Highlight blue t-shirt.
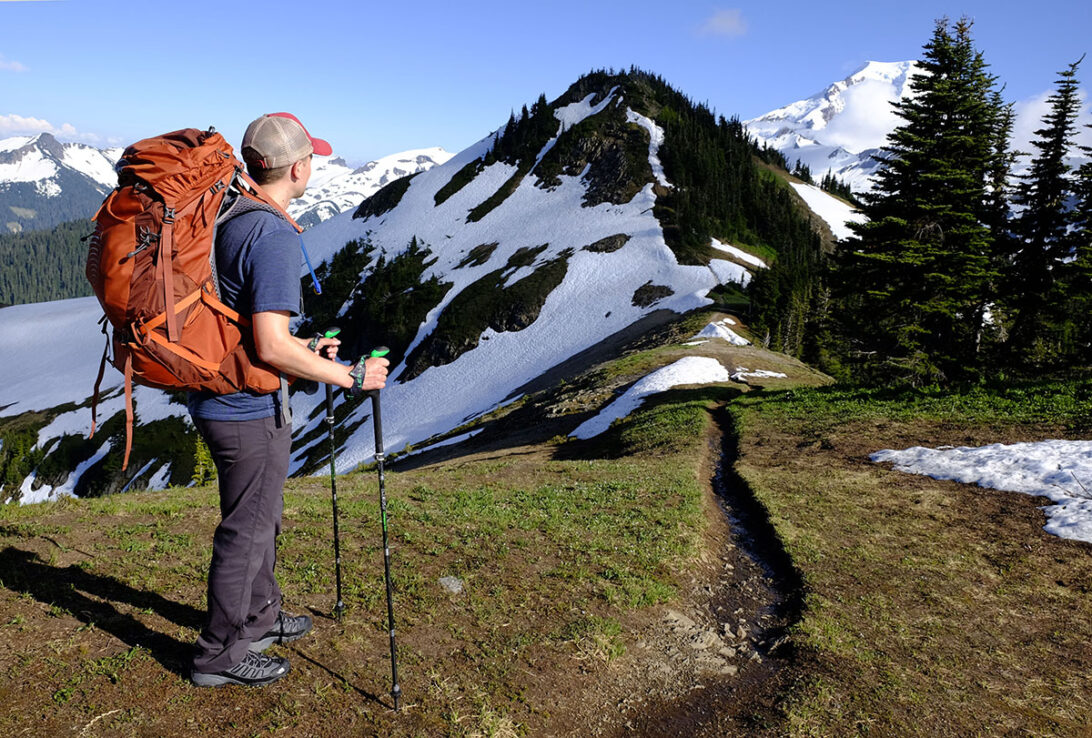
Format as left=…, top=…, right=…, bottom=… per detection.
left=187, top=208, right=302, bottom=421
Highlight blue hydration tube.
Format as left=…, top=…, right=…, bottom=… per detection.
left=299, top=235, right=322, bottom=295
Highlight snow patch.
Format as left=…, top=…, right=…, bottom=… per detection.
left=694, top=320, right=749, bottom=346
left=625, top=109, right=671, bottom=188
left=711, top=239, right=766, bottom=268
left=19, top=441, right=112, bottom=505
left=731, top=367, right=787, bottom=382
left=571, top=357, right=730, bottom=440
left=871, top=440, right=1092, bottom=543
left=789, top=183, right=865, bottom=241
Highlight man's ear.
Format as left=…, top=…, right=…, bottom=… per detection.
left=290, top=158, right=307, bottom=181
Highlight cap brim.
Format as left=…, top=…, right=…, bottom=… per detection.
left=311, top=137, right=332, bottom=156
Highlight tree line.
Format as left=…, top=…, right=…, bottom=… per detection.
left=0, top=219, right=94, bottom=306
left=778, top=18, right=1091, bottom=386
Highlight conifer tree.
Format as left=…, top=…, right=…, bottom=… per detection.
left=1066, top=124, right=1092, bottom=362
left=836, top=18, right=1005, bottom=385
left=1005, top=57, right=1085, bottom=367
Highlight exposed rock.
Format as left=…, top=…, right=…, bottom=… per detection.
left=438, top=576, right=464, bottom=594
left=583, top=233, right=631, bottom=253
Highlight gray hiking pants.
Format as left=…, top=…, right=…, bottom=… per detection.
left=191, top=414, right=291, bottom=674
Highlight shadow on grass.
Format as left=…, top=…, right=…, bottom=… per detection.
left=289, top=645, right=393, bottom=711
left=0, top=546, right=203, bottom=677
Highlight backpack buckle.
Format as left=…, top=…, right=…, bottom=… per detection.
left=163, top=206, right=176, bottom=223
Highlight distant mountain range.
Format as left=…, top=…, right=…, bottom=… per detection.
left=0, top=132, right=451, bottom=234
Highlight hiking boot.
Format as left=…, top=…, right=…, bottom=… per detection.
left=249, top=611, right=313, bottom=652
left=191, top=651, right=290, bottom=688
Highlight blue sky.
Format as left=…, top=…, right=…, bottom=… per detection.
left=1, top=0, right=1089, bottom=164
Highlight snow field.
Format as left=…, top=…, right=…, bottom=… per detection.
left=292, top=97, right=736, bottom=474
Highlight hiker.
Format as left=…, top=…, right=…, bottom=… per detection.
left=188, top=113, right=389, bottom=688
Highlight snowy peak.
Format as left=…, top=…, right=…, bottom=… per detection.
left=288, top=147, right=452, bottom=228
left=745, top=60, right=921, bottom=192
left=0, top=132, right=120, bottom=189
left=749, top=61, right=919, bottom=149
left=0, top=133, right=124, bottom=232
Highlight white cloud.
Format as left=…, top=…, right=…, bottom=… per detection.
left=698, top=9, right=747, bottom=38
left=0, top=113, right=119, bottom=146
left=0, top=53, right=28, bottom=72
left=0, top=113, right=71, bottom=136
left=1012, top=88, right=1092, bottom=163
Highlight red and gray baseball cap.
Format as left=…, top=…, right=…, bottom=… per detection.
left=241, top=112, right=333, bottom=169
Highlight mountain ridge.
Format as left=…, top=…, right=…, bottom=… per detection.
left=0, top=67, right=852, bottom=501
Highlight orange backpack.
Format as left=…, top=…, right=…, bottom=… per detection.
left=86, top=128, right=301, bottom=468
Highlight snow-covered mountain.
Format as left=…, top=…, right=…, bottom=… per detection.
left=745, top=61, right=921, bottom=193
left=0, top=133, right=122, bottom=232
left=289, top=148, right=452, bottom=227
left=0, top=69, right=857, bottom=503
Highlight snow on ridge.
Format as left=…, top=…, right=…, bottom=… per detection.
left=872, top=440, right=1092, bottom=544
left=294, top=90, right=743, bottom=474
left=0, top=135, right=35, bottom=153
left=570, top=357, right=730, bottom=440
left=626, top=109, right=671, bottom=188
left=60, top=143, right=120, bottom=188
left=694, top=320, right=749, bottom=346
left=532, top=91, right=619, bottom=170
left=789, top=183, right=865, bottom=241
left=711, top=239, right=766, bottom=268
left=0, top=147, right=58, bottom=183
left=555, top=89, right=619, bottom=131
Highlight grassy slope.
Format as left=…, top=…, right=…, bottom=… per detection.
left=0, top=362, right=719, bottom=736
left=732, top=381, right=1092, bottom=736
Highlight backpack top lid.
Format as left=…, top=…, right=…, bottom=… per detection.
left=115, top=128, right=239, bottom=204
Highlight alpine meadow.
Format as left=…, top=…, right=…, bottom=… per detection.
left=1, top=16, right=1091, bottom=737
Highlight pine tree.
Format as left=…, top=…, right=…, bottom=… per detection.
left=836, top=18, right=1005, bottom=385
left=1066, top=122, right=1092, bottom=363
left=1005, top=56, right=1085, bottom=367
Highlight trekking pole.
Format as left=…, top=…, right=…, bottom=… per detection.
left=368, top=346, right=402, bottom=711
left=315, top=328, right=346, bottom=621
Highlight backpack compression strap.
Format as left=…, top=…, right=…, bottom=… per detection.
left=158, top=189, right=227, bottom=344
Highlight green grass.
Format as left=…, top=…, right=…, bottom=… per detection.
left=744, top=377, right=1092, bottom=434
left=730, top=377, right=1092, bottom=736
left=0, top=371, right=715, bottom=735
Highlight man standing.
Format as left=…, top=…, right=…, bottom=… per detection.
left=188, top=113, right=389, bottom=687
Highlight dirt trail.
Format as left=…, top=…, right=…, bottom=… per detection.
left=539, top=407, right=803, bottom=737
